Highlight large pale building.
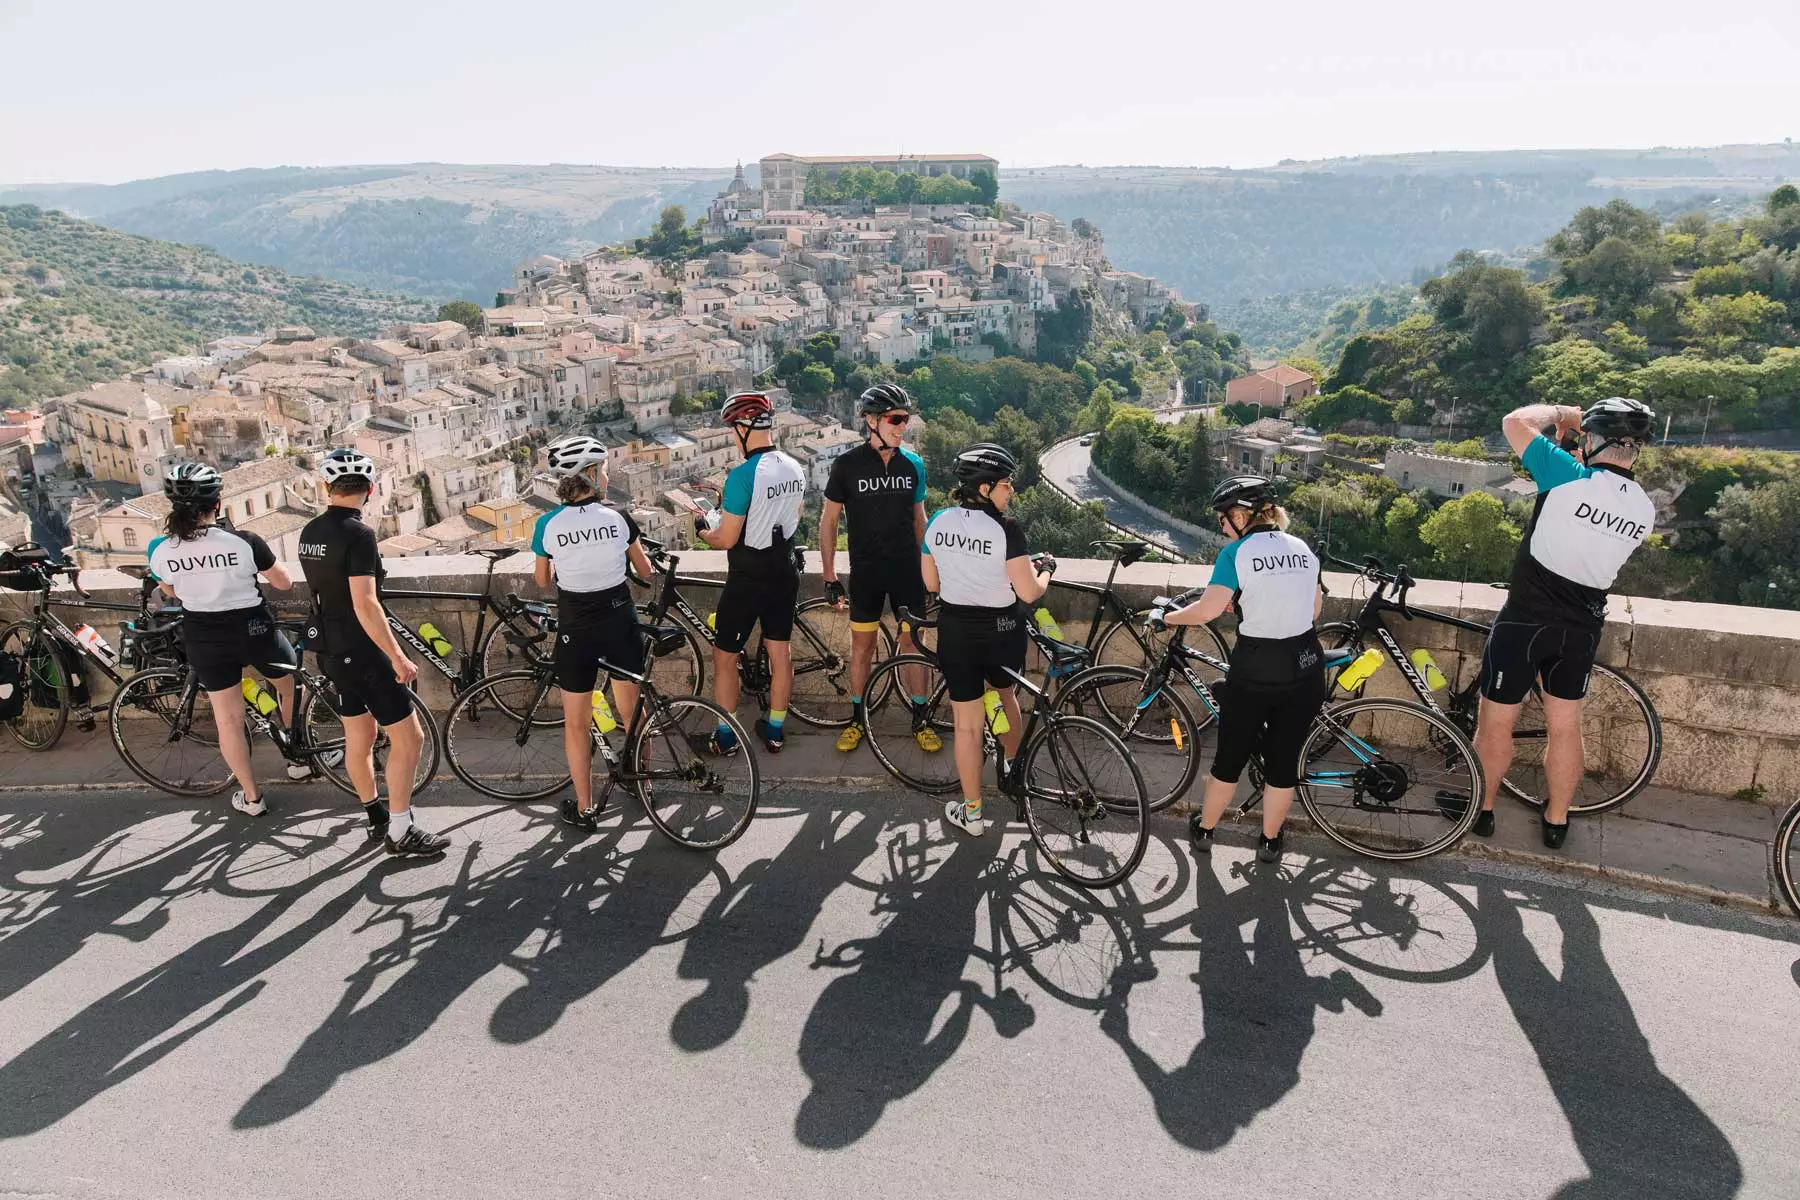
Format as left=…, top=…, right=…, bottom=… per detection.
left=759, top=153, right=999, bottom=211
left=49, top=381, right=181, bottom=492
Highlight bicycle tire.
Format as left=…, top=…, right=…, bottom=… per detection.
left=1018, top=713, right=1149, bottom=890
left=1296, top=697, right=1482, bottom=861
left=1095, top=611, right=1228, bottom=671
left=861, top=654, right=959, bottom=794
left=107, top=667, right=234, bottom=797
left=1774, top=798, right=1800, bottom=918
left=2, top=621, right=69, bottom=750
left=784, top=598, right=891, bottom=727
left=636, top=606, right=707, bottom=701
left=1499, top=663, right=1662, bottom=816
left=442, top=669, right=572, bottom=801
left=629, top=694, right=759, bottom=851
left=301, top=684, right=442, bottom=799
left=1051, top=664, right=1202, bottom=812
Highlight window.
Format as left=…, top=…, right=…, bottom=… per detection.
left=1451, top=482, right=1465, bottom=495
left=245, top=498, right=255, bottom=516
left=138, top=429, right=148, bottom=448
left=123, top=528, right=137, bottom=548
left=265, top=492, right=274, bottom=510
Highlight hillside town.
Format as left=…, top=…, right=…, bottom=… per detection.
left=4, top=152, right=1187, bottom=568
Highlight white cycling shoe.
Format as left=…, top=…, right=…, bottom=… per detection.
left=942, top=800, right=986, bottom=838
left=231, top=790, right=268, bottom=817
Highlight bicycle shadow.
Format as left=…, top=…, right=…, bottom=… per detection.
left=794, top=828, right=1030, bottom=1150
left=670, top=805, right=883, bottom=1054
left=1480, top=881, right=1744, bottom=1200
left=1097, top=853, right=1383, bottom=1151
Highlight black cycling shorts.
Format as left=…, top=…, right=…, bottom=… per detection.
left=1479, top=616, right=1598, bottom=705
left=936, top=604, right=1027, bottom=703
left=553, top=616, right=646, bottom=693
left=182, top=607, right=298, bottom=693
left=1209, top=674, right=1327, bottom=790
left=713, top=564, right=799, bottom=654
left=322, top=652, right=416, bottom=727
left=848, top=560, right=927, bottom=628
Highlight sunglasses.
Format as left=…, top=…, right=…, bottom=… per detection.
left=881, top=413, right=910, bottom=427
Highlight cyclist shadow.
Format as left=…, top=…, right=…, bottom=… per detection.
left=0, top=831, right=369, bottom=1140
left=670, top=805, right=882, bottom=1054
left=1098, top=854, right=1383, bottom=1152
left=795, top=829, right=1031, bottom=1150
left=1480, top=881, right=1743, bottom=1200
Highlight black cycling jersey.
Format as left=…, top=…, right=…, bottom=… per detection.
left=824, top=442, right=927, bottom=564
left=297, top=504, right=386, bottom=659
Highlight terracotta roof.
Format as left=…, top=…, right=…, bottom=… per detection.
left=1258, top=364, right=1315, bottom=386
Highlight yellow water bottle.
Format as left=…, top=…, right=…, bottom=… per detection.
left=590, top=689, right=617, bottom=734
left=706, top=612, right=718, bottom=631
left=1410, top=648, right=1448, bottom=691
left=982, top=689, right=1010, bottom=735
left=1032, top=608, right=1063, bottom=640
left=240, top=677, right=278, bottom=716
left=1336, top=648, right=1385, bottom=692
left=419, top=621, right=453, bottom=658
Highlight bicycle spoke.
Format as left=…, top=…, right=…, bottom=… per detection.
left=1299, top=698, right=1481, bottom=860
left=631, top=696, right=757, bottom=850
left=1021, top=715, right=1147, bottom=889
left=443, top=671, right=571, bottom=801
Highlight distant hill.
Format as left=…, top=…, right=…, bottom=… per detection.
left=0, top=164, right=734, bottom=302
left=0, top=205, right=430, bottom=406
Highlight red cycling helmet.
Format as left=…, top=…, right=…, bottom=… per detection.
left=721, top=391, right=774, bottom=430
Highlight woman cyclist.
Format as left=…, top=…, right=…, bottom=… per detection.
left=1160, top=475, right=1324, bottom=863
left=920, top=442, right=1053, bottom=837
left=146, top=461, right=297, bottom=817
left=531, top=434, right=655, bottom=833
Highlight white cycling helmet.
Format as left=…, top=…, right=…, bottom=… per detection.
left=320, top=448, right=378, bottom=483
left=545, top=434, right=610, bottom=477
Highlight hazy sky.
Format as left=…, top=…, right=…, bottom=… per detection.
left=3, top=0, right=1795, bottom=184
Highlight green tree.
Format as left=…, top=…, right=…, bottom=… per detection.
left=795, top=362, right=836, bottom=397
left=1528, top=337, right=1630, bottom=406
left=1547, top=199, right=1663, bottom=258
left=970, top=169, right=999, bottom=207
left=1712, top=479, right=1800, bottom=608
left=1036, top=287, right=1095, bottom=369
left=1418, top=491, right=1521, bottom=581
left=804, top=331, right=840, bottom=366
left=437, top=299, right=484, bottom=332
left=1007, top=487, right=1115, bottom=557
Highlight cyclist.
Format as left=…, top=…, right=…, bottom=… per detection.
left=820, top=382, right=935, bottom=754
left=695, top=391, right=807, bottom=754
left=297, top=448, right=447, bottom=857
left=531, top=434, right=655, bottom=834
left=1475, top=397, right=1658, bottom=848
left=147, top=461, right=298, bottom=818
left=1160, top=475, right=1324, bottom=864
left=920, top=442, right=1053, bottom=837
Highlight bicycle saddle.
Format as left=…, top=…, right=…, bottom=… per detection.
left=1037, top=631, right=1090, bottom=668
left=116, top=564, right=153, bottom=581
left=639, top=535, right=666, bottom=555
left=473, top=547, right=519, bottom=561
left=1091, top=539, right=1148, bottom=567
left=644, top=625, right=688, bottom=656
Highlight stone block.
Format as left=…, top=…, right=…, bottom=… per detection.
left=1751, top=737, right=1800, bottom=804
left=1649, top=723, right=1758, bottom=795
left=1600, top=813, right=1772, bottom=904
left=1619, top=785, right=1778, bottom=839
left=1625, top=611, right=1800, bottom=687
left=1640, top=673, right=1800, bottom=739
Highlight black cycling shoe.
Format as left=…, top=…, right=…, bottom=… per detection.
left=754, top=718, right=784, bottom=754
left=361, top=798, right=390, bottom=842
left=1472, top=809, right=1496, bottom=838
left=1540, top=816, right=1570, bottom=849
left=560, top=795, right=600, bottom=834
left=1257, top=829, right=1285, bottom=864
left=385, top=825, right=450, bottom=857
left=1188, top=813, right=1216, bottom=854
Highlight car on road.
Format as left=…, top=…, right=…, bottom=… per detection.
left=1079, top=434, right=1094, bottom=446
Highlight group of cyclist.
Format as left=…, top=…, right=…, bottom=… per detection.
left=141, top=376, right=1660, bottom=861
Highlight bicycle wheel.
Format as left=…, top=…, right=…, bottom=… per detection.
left=301, top=683, right=442, bottom=799
left=1095, top=612, right=1228, bottom=671
left=1297, top=697, right=1482, bottom=861
left=1499, top=664, right=1661, bottom=816
left=1052, top=664, right=1202, bottom=812
left=443, top=669, right=572, bottom=801
left=479, top=609, right=553, bottom=677
left=784, top=598, right=892, bottom=727
left=1018, top=713, right=1148, bottom=889
left=630, top=694, right=758, bottom=850
left=2, top=621, right=68, bottom=750
left=1774, top=798, right=1800, bottom=918
left=636, top=607, right=707, bottom=700
left=861, top=655, right=959, bottom=794
left=107, top=668, right=233, bottom=797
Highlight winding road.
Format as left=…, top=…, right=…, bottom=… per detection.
left=1040, top=438, right=1213, bottom=560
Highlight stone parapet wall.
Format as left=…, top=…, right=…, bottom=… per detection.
left=6, top=553, right=1797, bottom=803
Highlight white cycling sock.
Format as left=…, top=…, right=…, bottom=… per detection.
left=387, top=808, right=415, bottom=839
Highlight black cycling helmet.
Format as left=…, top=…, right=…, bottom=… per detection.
left=165, top=461, right=223, bottom=506
left=859, top=382, right=913, bottom=416
left=953, top=442, right=1017, bottom=486
left=1211, top=474, right=1275, bottom=514
left=1582, top=397, right=1656, bottom=444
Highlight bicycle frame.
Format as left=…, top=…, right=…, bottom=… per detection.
left=32, top=575, right=164, bottom=691
left=383, top=556, right=546, bottom=685
left=1338, top=565, right=1491, bottom=720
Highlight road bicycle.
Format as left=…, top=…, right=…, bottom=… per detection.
left=440, top=627, right=760, bottom=851
left=1054, top=591, right=1485, bottom=861
left=0, top=551, right=182, bottom=750
left=632, top=537, right=888, bottom=728
left=861, top=605, right=1149, bottom=890
left=1317, top=555, right=1661, bottom=816
left=107, top=617, right=442, bottom=800
left=379, top=546, right=555, bottom=705
left=1776, top=796, right=1800, bottom=917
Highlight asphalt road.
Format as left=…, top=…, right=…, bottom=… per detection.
left=1040, top=439, right=1213, bottom=560
left=2, top=782, right=1798, bottom=1200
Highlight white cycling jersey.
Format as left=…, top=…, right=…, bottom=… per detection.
left=147, top=525, right=275, bottom=613
left=924, top=505, right=1027, bottom=609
